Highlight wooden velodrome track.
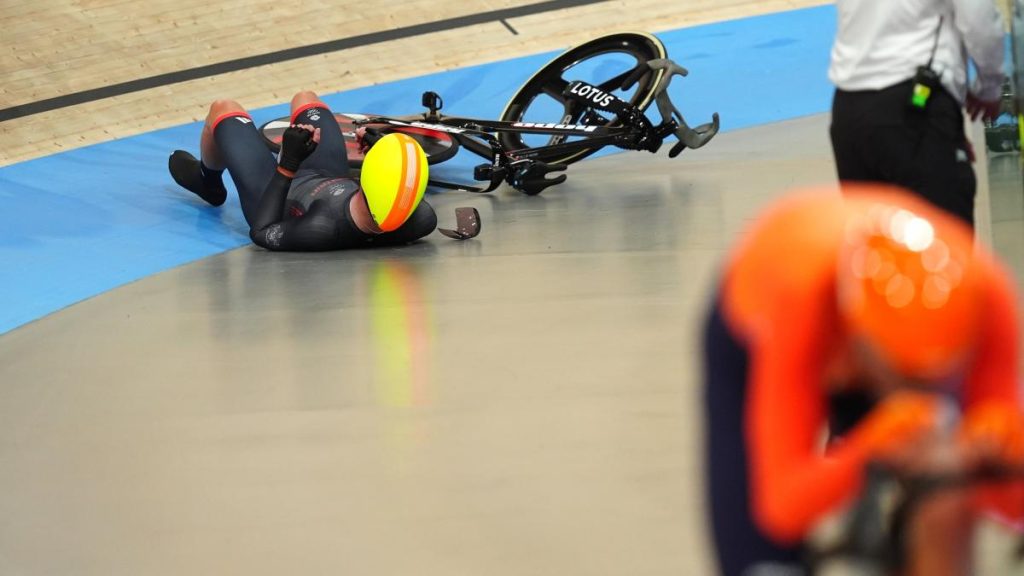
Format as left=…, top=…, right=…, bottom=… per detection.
left=2, top=0, right=830, bottom=166
left=3, top=1, right=1024, bottom=575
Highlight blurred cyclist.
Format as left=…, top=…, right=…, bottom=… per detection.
left=703, top=184, right=1023, bottom=576
left=168, top=90, right=436, bottom=251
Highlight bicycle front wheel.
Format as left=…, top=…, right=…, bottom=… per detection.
left=499, top=32, right=667, bottom=166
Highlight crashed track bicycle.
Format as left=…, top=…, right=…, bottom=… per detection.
left=261, top=32, right=720, bottom=196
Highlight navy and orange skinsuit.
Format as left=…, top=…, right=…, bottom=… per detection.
left=702, top=190, right=1021, bottom=576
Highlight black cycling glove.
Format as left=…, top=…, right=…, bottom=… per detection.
left=278, top=126, right=318, bottom=172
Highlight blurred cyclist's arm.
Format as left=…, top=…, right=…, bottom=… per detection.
left=963, top=260, right=1020, bottom=408
left=747, top=287, right=867, bottom=543
left=748, top=284, right=942, bottom=544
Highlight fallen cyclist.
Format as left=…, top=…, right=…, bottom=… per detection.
left=170, top=90, right=477, bottom=250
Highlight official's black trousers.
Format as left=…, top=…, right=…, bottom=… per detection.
left=830, top=80, right=975, bottom=227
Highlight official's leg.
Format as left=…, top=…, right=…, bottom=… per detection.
left=865, top=89, right=975, bottom=226
left=830, top=89, right=877, bottom=183
left=903, top=91, right=974, bottom=226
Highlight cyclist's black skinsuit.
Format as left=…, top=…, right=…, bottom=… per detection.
left=211, top=102, right=436, bottom=251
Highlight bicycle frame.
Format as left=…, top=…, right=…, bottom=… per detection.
left=354, top=85, right=681, bottom=195
left=258, top=54, right=720, bottom=195
left=374, top=115, right=639, bottom=155
left=809, top=462, right=1024, bottom=575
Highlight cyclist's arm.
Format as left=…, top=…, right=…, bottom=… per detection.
left=248, top=169, right=336, bottom=251
left=963, top=260, right=1024, bottom=523
left=963, top=260, right=1020, bottom=408
left=372, top=201, right=437, bottom=246
left=747, top=283, right=869, bottom=544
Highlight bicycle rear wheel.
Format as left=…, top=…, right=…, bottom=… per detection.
left=499, top=32, right=666, bottom=166
left=258, top=113, right=460, bottom=166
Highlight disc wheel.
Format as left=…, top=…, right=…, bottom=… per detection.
left=499, top=32, right=667, bottom=165
left=258, top=113, right=460, bottom=166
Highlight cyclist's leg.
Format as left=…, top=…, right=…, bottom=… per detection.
left=200, top=99, right=245, bottom=171
left=911, top=99, right=975, bottom=227
left=906, top=488, right=973, bottom=576
left=206, top=99, right=277, bottom=226
left=703, top=295, right=807, bottom=576
left=288, top=90, right=350, bottom=177
left=882, top=438, right=975, bottom=576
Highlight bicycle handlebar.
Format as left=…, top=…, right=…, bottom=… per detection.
left=647, top=59, right=720, bottom=154
left=810, top=462, right=1024, bottom=573
left=903, top=464, right=1024, bottom=493
left=622, top=58, right=720, bottom=156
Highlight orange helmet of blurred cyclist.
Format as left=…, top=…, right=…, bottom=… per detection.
left=836, top=187, right=982, bottom=381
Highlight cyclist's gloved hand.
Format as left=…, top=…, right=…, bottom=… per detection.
left=959, top=401, right=1024, bottom=466
left=278, top=125, right=320, bottom=172
left=847, top=391, right=942, bottom=457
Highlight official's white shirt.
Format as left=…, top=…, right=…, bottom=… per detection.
left=829, top=0, right=1005, bottom=103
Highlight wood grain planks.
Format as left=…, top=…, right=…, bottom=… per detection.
left=0, top=0, right=830, bottom=165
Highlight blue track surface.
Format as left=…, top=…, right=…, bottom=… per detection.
left=0, top=5, right=836, bottom=334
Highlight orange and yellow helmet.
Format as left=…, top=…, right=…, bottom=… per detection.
left=361, top=133, right=429, bottom=232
